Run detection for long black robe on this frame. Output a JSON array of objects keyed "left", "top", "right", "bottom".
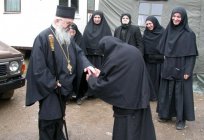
[
  {"left": 143, "top": 16, "right": 165, "bottom": 100},
  {"left": 157, "top": 7, "right": 198, "bottom": 121},
  {"left": 69, "top": 23, "right": 88, "bottom": 99},
  {"left": 80, "top": 11, "right": 112, "bottom": 99},
  {"left": 26, "top": 25, "right": 91, "bottom": 120},
  {"left": 114, "top": 13, "right": 144, "bottom": 55},
  {"left": 87, "top": 36, "right": 156, "bottom": 140},
  {"left": 82, "top": 10, "right": 112, "bottom": 69}
]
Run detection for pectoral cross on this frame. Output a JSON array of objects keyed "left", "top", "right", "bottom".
[{"left": 67, "top": 63, "right": 72, "bottom": 74}]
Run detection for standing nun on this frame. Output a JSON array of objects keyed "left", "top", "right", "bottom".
[
  {"left": 143, "top": 16, "right": 165, "bottom": 101},
  {"left": 78, "top": 10, "right": 112, "bottom": 102},
  {"left": 157, "top": 7, "right": 198, "bottom": 130},
  {"left": 68, "top": 23, "right": 83, "bottom": 47},
  {"left": 82, "top": 10, "right": 112, "bottom": 69}
]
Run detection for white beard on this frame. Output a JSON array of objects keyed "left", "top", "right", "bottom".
[{"left": 55, "top": 26, "right": 71, "bottom": 46}]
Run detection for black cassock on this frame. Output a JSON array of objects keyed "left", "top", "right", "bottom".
[
  {"left": 26, "top": 26, "right": 91, "bottom": 139},
  {"left": 157, "top": 7, "right": 198, "bottom": 121},
  {"left": 87, "top": 36, "right": 156, "bottom": 140}
]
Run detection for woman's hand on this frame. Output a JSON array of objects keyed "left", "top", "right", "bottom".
[{"left": 86, "top": 68, "right": 101, "bottom": 80}]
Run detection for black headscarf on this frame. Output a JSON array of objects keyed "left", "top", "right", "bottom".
[
  {"left": 143, "top": 16, "right": 165, "bottom": 54},
  {"left": 82, "top": 10, "right": 112, "bottom": 50},
  {"left": 88, "top": 36, "right": 151, "bottom": 109},
  {"left": 120, "top": 13, "right": 132, "bottom": 28},
  {"left": 158, "top": 7, "right": 198, "bottom": 57},
  {"left": 69, "top": 23, "right": 82, "bottom": 46}
]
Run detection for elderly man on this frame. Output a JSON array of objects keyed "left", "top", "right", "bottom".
[{"left": 26, "top": 5, "right": 95, "bottom": 140}]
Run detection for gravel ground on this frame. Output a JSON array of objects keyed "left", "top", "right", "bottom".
[{"left": 0, "top": 85, "right": 203, "bottom": 140}]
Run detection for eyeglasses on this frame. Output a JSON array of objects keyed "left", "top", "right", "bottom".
[{"left": 59, "top": 19, "right": 73, "bottom": 26}]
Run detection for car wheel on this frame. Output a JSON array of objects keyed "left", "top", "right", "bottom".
[{"left": 0, "top": 90, "right": 14, "bottom": 100}]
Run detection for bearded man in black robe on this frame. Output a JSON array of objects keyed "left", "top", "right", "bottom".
[
  {"left": 25, "top": 5, "right": 95, "bottom": 140},
  {"left": 86, "top": 36, "right": 156, "bottom": 140},
  {"left": 157, "top": 7, "right": 198, "bottom": 130},
  {"left": 114, "top": 13, "right": 144, "bottom": 55}
]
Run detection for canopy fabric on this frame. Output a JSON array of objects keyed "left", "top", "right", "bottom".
[{"left": 99, "top": 0, "right": 204, "bottom": 93}]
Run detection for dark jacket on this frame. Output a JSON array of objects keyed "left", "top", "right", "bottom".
[{"left": 114, "top": 25, "right": 144, "bottom": 55}]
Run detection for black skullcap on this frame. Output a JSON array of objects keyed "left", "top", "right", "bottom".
[{"left": 56, "top": 5, "right": 75, "bottom": 19}]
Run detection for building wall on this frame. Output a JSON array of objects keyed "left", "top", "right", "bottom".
[
  {"left": 0, "top": 0, "right": 88, "bottom": 48},
  {"left": 74, "top": 0, "right": 88, "bottom": 34}
]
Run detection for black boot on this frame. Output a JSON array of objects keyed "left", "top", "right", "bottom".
[
  {"left": 76, "top": 96, "right": 88, "bottom": 105},
  {"left": 176, "top": 120, "right": 186, "bottom": 130}
]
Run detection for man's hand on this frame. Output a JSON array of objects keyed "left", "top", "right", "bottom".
[
  {"left": 184, "top": 74, "right": 190, "bottom": 80},
  {"left": 55, "top": 80, "right": 61, "bottom": 88},
  {"left": 85, "top": 67, "right": 101, "bottom": 80},
  {"left": 84, "top": 66, "right": 96, "bottom": 75},
  {"left": 84, "top": 66, "right": 95, "bottom": 80}
]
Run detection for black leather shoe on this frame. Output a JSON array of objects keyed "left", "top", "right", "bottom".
[
  {"left": 158, "top": 117, "right": 171, "bottom": 122},
  {"left": 176, "top": 120, "right": 186, "bottom": 130}
]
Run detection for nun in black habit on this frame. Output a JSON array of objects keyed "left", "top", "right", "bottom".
[
  {"left": 68, "top": 23, "right": 83, "bottom": 47},
  {"left": 82, "top": 10, "right": 112, "bottom": 69},
  {"left": 86, "top": 36, "right": 156, "bottom": 140},
  {"left": 68, "top": 23, "right": 88, "bottom": 101},
  {"left": 26, "top": 5, "right": 95, "bottom": 140},
  {"left": 143, "top": 16, "right": 165, "bottom": 101},
  {"left": 157, "top": 7, "right": 198, "bottom": 130},
  {"left": 114, "top": 13, "right": 144, "bottom": 55},
  {"left": 77, "top": 10, "right": 112, "bottom": 102}
]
